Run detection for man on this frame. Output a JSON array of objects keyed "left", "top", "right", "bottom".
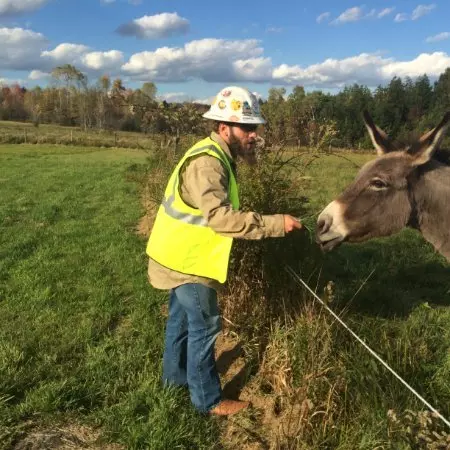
[{"left": 146, "top": 86, "right": 302, "bottom": 416}]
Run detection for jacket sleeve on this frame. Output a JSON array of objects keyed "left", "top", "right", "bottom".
[{"left": 181, "top": 155, "right": 285, "bottom": 240}]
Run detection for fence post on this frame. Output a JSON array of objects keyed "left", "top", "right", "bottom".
[
  {"left": 24, "top": 129, "right": 27, "bottom": 143},
  {"left": 114, "top": 132, "right": 117, "bottom": 147},
  {"left": 71, "top": 130, "right": 73, "bottom": 143}
]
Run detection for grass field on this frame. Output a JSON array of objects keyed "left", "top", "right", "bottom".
[
  {"left": 0, "top": 144, "right": 219, "bottom": 448},
  {"left": 0, "top": 141, "right": 449, "bottom": 449},
  {"left": 0, "top": 120, "right": 198, "bottom": 151}
]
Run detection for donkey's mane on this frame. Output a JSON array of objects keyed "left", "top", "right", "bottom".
[
  {"left": 434, "top": 148, "right": 450, "bottom": 165},
  {"left": 377, "top": 131, "right": 450, "bottom": 166},
  {"left": 388, "top": 141, "right": 450, "bottom": 165}
]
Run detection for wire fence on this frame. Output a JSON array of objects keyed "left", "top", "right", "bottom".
[
  {"left": 285, "top": 265, "right": 450, "bottom": 430},
  {"left": 0, "top": 122, "right": 198, "bottom": 151}
]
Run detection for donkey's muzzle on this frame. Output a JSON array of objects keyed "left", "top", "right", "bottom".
[{"left": 315, "top": 213, "right": 346, "bottom": 252}]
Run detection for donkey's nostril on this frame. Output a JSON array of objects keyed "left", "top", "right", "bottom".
[
  {"left": 317, "top": 219, "right": 325, "bottom": 233},
  {"left": 317, "top": 216, "right": 331, "bottom": 235}
]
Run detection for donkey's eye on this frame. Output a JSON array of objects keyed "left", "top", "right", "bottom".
[{"left": 369, "top": 178, "right": 388, "bottom": 190}]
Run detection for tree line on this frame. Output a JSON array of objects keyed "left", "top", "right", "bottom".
[{"left": 1, "top": 64, "right": 450, "bottom": 148}]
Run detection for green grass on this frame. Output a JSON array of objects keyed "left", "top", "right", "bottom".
[
  {"left": 0, "top": 144, "right": 219, "bottom": 449},
  {"left": 0, "top": 120, "right": 199, "bottom": 151}
]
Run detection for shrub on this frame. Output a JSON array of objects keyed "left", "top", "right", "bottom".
[{"left": 220, "top": 145, "right": 323, "bottom": 339}]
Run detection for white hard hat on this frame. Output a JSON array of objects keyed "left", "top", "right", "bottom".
[{"left": 203, "top": 86, "right": 265, "bottom": 124}]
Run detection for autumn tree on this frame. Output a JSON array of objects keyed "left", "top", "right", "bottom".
[
  {"left": 261, "top": 87, "right": 287, "bottom": 144},
  {"left": 51, "top": 64, "right": 88, "bottom": 125}
]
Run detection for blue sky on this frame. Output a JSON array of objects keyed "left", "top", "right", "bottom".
[{"left": 1, "top": 0, "right": 450, "bottom": 102}]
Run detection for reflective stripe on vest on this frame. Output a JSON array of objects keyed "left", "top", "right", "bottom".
[
  {"left": 160, "top": 144, "right": 227, "bottom": 226},
  {"left": 161, "top": 194, "right": 208, "bottom": 226}
]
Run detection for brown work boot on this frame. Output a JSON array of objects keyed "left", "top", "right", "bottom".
[{"left": 209, "top": 399, "right": 250, "bottom": 416}]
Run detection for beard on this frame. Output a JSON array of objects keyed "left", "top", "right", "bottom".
[
  {"left": 229, "top": 130, "right": 257, "bottom": 166},
  {"left": 239, "top": 148, "right": 258, "bottom": 166}
]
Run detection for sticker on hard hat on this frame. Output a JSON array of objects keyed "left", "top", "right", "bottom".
[
  {"left": 231, "top": 99, "right": 241, "bottom": 111},
  {"left": 222, "top": 90, "right": 232, "bottom": 97},
  {"left": 218, "top": 100, "right": 226, "bottom": 109},
  {"left": 242, "top": 101, "right": 252, "bottom": 116}
]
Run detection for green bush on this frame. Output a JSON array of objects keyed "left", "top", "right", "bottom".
[{"left": 222, "top": 146, "right": 323, "bottom": 337}]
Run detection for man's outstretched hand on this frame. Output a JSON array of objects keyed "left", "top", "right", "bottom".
[{"left": 284, "top": 215, "right": 302, "bottom": 233}]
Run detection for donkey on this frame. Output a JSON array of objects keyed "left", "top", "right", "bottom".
[{"left": 316, "top": 111, "right": 450, "bottom": 261}]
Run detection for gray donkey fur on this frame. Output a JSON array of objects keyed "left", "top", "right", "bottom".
[{"left": 316, "top": 111, "right": 450, "bottom": 261}]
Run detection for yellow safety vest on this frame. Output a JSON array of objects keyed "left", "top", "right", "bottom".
[{"left": 146, "top": 137, "right": 240, "bottom": 283}]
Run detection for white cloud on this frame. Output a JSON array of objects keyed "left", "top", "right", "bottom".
[
  {"left": 394, "top": 13, "right": 408, "bottom": 22},
  {"left": 0, "top": 0, "right": 49, "bottom": 16},
  {"left": 4, "top": 31, "right": 450, "bottom": 92},
  {"left": 394, "top": 4, "right": 436, "bottom": 22},
  {"left": 120, "top": 36, "right": 450, "bottom": 88},
  {"left": 0, "top": 76, "right": 26, "bottom": 86},
  {"left": 28, "top": 69, "right": 50, "bottom": 79},
  {"left": 0, "top": 27, "right": 48, "bottom": 70},
  {"left": 412, "top": 4, "right": 436, "bottom": 20},
  {"left": 331, "top": 7, "right": 364, "bottom": 25},
  {"left": 41, "top": 43, "right": 90, "bottom": 62},
  {"left": 233, "top": 57, "right": 273, "bottom": 81},
  {"left": 81, "top": 50, "right": 124, "bottom": 70},
  {"left": 324, "top": 7, "right": 395, "bottom": 25},
  {"left": 273, "top": 53, "right": 389, "bottom": 87},
  {"left": 192, "top": 96, "right": 214, "bottom": 105},
  {"left": 158, "top": 92, "right": 219, "bottom": 105},
  {"left": 252, "top": 91, "right": 264, "bottom": 101},
  {"left": 316, "top": 12, "right": 330, "bottom": 24},
  {"left": 378, "top": 7, "right": 395, "bottom": 18},
  {"left": 266, "top": 26, "right": 283, "bottom": 33},
  {"left": 41, "top": 44, "right": 124, "bottom": 73},
  {"left": 121, "top": 38, "right": 450, "bottom": 88},
  {"left": 117, "top": 12, "right": 189, "bottom": 39},
  {"left": 426, "top": 32, "right": 450, "bottom": 43},
  {"left": 157, "top": 92, "right": 189, "bottom": 103},
  {"left": 122, "top": 38, "right": 264, "bottom": 82},
  {"left": 272, "top": 51, "right": 450, "bottom": 87},
  {"left": 381, "top": 52, "right": 450, "bottom": 79}
]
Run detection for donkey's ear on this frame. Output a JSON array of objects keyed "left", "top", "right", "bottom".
[
  {"left": 408, "top": 112, "right": 450, "bottom": 166},
  {"left": 363, "top": 110, "right": 396, "bottom": 155}
]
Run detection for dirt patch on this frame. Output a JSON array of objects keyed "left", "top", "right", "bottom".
[
  {"left": 216, "top": 333, "right": 316, "bottom": 450},
  {"left": 13, "top": 424, "right": 124, "bottom": 450},
  {"left": 136, "top": 184, "right": 158, "bottom": 239},
  {"left": 136, "top": 213, "right": 153, "bottom": 238},
  {"left": 215, "top": 333, "right": 248, "bottom": 400}
]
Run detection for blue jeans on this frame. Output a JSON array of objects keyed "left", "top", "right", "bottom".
[{"left": 162, "top": 283, "right": 222, "bottom": 412}]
